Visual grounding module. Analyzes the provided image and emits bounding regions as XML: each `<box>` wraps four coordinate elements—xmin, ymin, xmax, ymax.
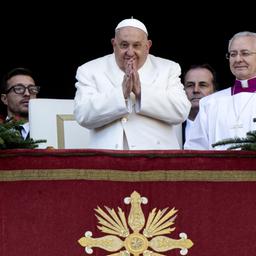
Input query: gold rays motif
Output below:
<box><xmin>78</xmin><ymin>191</ymin><xmax>193</xmax><ymax>255</ymax></box>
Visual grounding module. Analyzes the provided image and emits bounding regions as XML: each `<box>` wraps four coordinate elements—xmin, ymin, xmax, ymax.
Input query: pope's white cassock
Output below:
<box><xmin>74</xmin><ymin>54</ymin><xmax>191</xmax><ymax>150</ymax></box>
<box><xmin>184</xmin><ymin>80</ymin><xmax>256</xmax><ymax>150</ymax></box>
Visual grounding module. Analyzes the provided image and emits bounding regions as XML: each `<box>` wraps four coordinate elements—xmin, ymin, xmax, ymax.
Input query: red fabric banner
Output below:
<box><xmin>1</xmin><ymin>149</ymin><xmax>256</xmax><ymax>256</ymax></box>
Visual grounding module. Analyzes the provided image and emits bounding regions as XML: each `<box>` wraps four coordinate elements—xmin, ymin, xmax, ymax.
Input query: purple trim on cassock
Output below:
<box><xmin>232</xmin><ymin>77</ymin><xmax>256</xmax><ymax>95</ymax></box>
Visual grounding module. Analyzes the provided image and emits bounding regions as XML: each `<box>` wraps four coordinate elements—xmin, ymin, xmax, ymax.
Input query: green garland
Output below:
<box><xmin>0</xmin><ymin>119</ymin><xmax>46</xmax><ymax>149</ymax></box>
<box><xmin>212</xmin><ymin>130</ymin><xmax>256</xmax><ymax>150</ymax></box>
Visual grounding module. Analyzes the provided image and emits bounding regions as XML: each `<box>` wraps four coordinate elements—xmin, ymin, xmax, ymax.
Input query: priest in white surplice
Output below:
<box><xmin>184</xmin><ymin>31</ymin><xmax>256</xmax><ymax>150</ymax></box>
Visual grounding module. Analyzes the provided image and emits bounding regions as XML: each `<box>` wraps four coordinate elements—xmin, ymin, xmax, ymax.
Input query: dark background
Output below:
<box><xmin>0</xmin><ymin>4</ymin><xmax>255</xmax><ymax>102</ymax></box>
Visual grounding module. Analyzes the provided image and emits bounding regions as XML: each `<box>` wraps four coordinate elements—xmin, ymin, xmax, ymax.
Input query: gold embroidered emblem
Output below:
<box><xmin>78</xmin><ymin>191</ymin><xmax>193</xmax><ymax>255</ymax></box>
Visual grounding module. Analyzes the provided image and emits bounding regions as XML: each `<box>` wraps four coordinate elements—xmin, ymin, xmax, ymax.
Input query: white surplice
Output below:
<box><xmin>184</xmin><ymin>88</ymin><xmax>256</xmax><ymax>150</ymax></box>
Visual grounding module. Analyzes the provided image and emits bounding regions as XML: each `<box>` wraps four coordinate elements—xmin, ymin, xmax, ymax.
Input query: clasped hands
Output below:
<box><xmin>122</xmin><ymin>58</ymin><xmax>141</xmax><ymax>100</ymax></box>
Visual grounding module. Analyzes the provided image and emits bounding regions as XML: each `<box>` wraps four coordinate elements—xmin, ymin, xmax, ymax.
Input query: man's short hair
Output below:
<box><xmin>1</xmin><ymin>67</ymin><xmax>35</xmax><ymax>93</ymax></box>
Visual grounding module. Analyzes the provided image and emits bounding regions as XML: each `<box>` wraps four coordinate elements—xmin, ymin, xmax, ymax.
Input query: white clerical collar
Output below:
<box><xmin>240</xmin><ymin>80</ymin><xmax>249</xmax><ymax>88</ymax></box>
<box><xmin>237</xmin><ymin>76</ymin><xmax>256</xmax><ymax>88</ymax></box>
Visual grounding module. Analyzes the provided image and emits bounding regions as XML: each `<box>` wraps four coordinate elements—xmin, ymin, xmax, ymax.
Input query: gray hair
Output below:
<box><xmin>228</xmin><ymin>31</ymin><xmax>256</xmax><ymax>51</ymax></box>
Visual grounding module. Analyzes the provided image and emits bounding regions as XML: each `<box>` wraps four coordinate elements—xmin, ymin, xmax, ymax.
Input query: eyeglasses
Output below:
<box><xmin>5</xmin><ymin>84</ymin><xmax>40</xmax><ymax>95</ymax></box>
<box><xmin>226</xmin><ymin>50</ymin><xmax>256</xmax><ymax>59</ymax></box>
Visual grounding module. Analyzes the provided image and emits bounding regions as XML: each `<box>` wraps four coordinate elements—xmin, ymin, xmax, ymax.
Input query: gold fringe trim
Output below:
<box><xmin>1</xmin><ymin>169</ymin><xmax>256</xmax><ymax>182</ymax></box>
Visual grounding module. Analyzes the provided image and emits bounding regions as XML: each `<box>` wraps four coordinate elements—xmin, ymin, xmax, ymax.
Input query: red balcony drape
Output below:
<box><xmin>1</xmin><ymin>149</ymin><xmax>256</xmax><ymax>256</ymax></box>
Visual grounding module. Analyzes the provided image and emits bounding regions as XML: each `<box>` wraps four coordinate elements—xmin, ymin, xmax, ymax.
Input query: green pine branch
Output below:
<box><xmin>212</xmin><ymin>130</ymin><xmax>256</xmax><ymax>150</ymax></box>
<box><xmin>0</xmin><ymin>119</ymin><xmax>46</xmax><ymax>149</ymax></box>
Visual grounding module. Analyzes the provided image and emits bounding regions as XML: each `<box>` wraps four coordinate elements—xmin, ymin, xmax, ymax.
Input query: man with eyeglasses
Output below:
<box><xmin>0</xmin><ymin>67</ymin><xmax>40</xmax><ymax>140</ymax></box>
<box><xmin>184</xmin><ymin>31</ymin><xmax>256</xmax><ymax>150</ymax></box>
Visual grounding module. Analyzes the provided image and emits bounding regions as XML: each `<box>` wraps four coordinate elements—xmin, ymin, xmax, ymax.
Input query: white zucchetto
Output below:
<box><xmin>115</xmin><ymin>18</ymin><xmax>148</xmax><ymax>35</ymax></box>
